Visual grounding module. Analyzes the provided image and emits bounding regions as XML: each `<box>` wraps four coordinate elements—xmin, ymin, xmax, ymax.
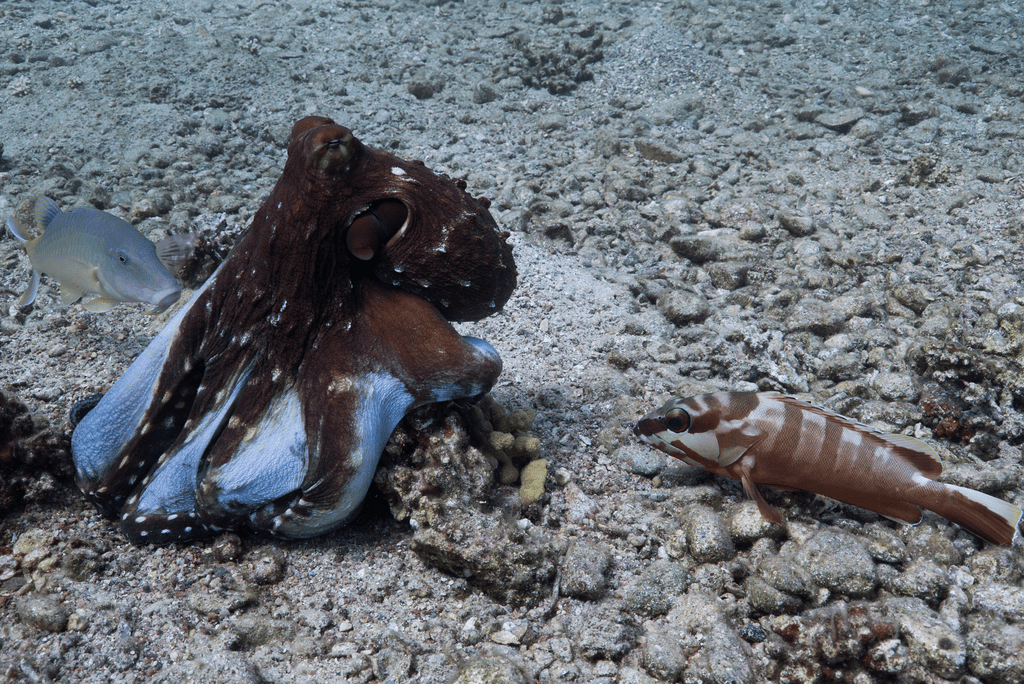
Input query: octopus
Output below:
<box><xmin>71</xmin><ymin>116</ymin><xmax>517</xmax><ymax>544</ymax></box>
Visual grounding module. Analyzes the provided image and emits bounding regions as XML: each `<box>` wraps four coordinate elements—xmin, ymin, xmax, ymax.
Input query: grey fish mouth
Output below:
<box><xmin>150</xmin><ymin>287</ymin><xmax>182</xmax><ymax>312</ymax></box>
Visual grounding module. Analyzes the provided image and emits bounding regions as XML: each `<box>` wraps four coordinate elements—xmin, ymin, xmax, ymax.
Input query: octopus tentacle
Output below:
<box><xmin>71</xmin><ymin>269</ymin><xmax>221</xmax><ymax>513</ymax></box>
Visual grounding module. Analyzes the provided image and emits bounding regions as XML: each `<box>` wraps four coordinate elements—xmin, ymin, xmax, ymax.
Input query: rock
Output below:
<box><xmin>784</xmin><ymin>298</ymin><xmax>848</xmax><ymax>337</ymax></box>
<box><xmin>683</xmin><ymin>505</ymin><xmax>735</xmax><ymax>563</ymax></box>
<box><xmin>537</xmin><ymin>113</ymin><xmax>567</xmax><ymax>132</ymax></box>
<box><xmin>451</xmin><ymin>655</ymin><xmax>529</xmax><ymax>684</ymax></box>
<box><xmin>16</xmin><ymin>593</ymin><xmax>69</xmax><ymax>632</ymax></box>
<box><xmin>617</xmin><ymin>443</ymin><xmax>666</xmax><ymax>477</ymax></box>
<box><xmin>658</xmin><ymin>290</ymin><xmax>711</xmax><ymax>325</ymax></box>
<box><xmin>730</xmin><ymin>501</ymin><xmax>785</xmax><ymax>544</ymax></box>
<box><xmin>890</xmin><ymin>282</ymin><xmax>932</xmax><ymax>314</ymax></box>
<box><xmin>871</xmin><ymin>371</ymin><xmax>919</xmax><ymax>402</ymax></box>
<box><xmin>247</xmin><ymin>547</ymin><xmax>286</xmax><ymax>584</ymax></box>
<box><xmin>966</xmin><ymin>615</ymin><xmax>1024</xmax><ymax>684</ymax></box>
<box><xmin>747</xmin><ymin>575</ymin><xmax>802</xmax><ymax>614</ymax></box>
<box><xmin>623</xmin><ymin>560</ymin><xmax>690</xmax><ymax>617</ymax></box>
<box><xmin>779</xmin><ymin>211</ymin><xmax>815</xmax><ymax>237</ymax></box>
<box><xmin>230</xmin><ymin>614</ymin><xmax>296</xmax><ymax>648</ymax></box>
<box><xmin>863</xmin><ymin>525</ymin><xmax>907</xmax><ymax>564</ymax></box>
<box><xmin>561</xmin><ymin>540</ymin><xmax>612</xmax><ymax>600</ymax></box>
<box><xmin>563</xmin><ymin>601</ymin><xmax>641</xmax><ymax>660</ymax></box>
<box><xmin>757</xmin><ymin>554</ymin><xmax>814</xmax><ymax>601</ymax></box>
<box><xmin>471</xmin><ymin>80</ymin><xmax>500</xmax><ymax>105</ymax></box>
<box><xmin>883</xmin><ymin>559</ymin><xmax>947</xmax><ymax>605</ymax></box>
<box><xmin>669</xmin><ymin>235</ymin><xmax>723</xmax><ymax>263</ymax></box>
<box><xmin>797</xmin><ymin>529</ymin><xmax>877</xmax><ymax>597</ymax></box>
<box><xmin>899</xmin><ymin>101</ymin><xmax>939</xmax><ymax>125</ymax></box>
<box><xmin>815</xmin><ymin>107</ymin><xmax>867</xmax><ymax>132</ymax></box>
<box><xmin>818</xmin><ymin>351</ymin><xmax>861</xmax><ymax>381</ymax></box>
<box><xmin>640</xmin><ymin>627</ymin><xmax>688</xmax><ymax>681</ymax></box>
<box><xmin>655</xmin><ymin>593</ymin><xmax>756</xmax><ymax>683</ymax></box>
<box><xmin>635</xmin><ymin>139</ymin><xmax>684</xmax><ymax>164</ymax></box>
<box><xmin>885</xmin><ymin>597</ymin><xmax>965</xmax><ymax>678</ymax></box>
<box><xmin>707</xmin><ymin>262</ymin><xmax>749</xmax><ymax>290</ymax></box>
<box><xmin>968</xmin><ymin>583</ymin><xmax>1024</xmax><ymax>623</ymax></box>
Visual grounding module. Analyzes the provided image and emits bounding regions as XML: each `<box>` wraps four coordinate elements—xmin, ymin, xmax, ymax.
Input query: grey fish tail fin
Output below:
<box><xmin>6</xmin><ymin>216</ymin><xmax>29</xmax><ymax>243</ymax></box>
<box><xmin>934</xmin><ymin>483</ymin><xmax>1023</xmax><ymax>545</ymax></box>
<box><xmin>17</xmin><ymin>271</ymin><xmax>40</xmax><ymax>307</ymax></box>
<box><xmin>33</xmin><ymin>197</ymin><xmax>62</xmax><ymax>231</ymax></box>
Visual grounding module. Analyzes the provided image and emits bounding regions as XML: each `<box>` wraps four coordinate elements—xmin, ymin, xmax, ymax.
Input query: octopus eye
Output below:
<box><xmin>317</xmin><ymin>131</ymin><xmax>356</xmax><ymax>175</ymax></box>
<box><xmin>663</xmin><ymin>409</ymin><xmax>690</xmax><ymax>433</ymax></box>
<box><xmin>346</xmin><ymin>200</ymin><xmax>409</xmax><ymax>261</ymax></box>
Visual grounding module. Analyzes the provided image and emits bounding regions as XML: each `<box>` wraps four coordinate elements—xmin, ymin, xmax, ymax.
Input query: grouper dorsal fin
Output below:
<box><xmin>33</xmin><ymin>197</ymin><xmax>62</xmax><ymax>232</ymax></box>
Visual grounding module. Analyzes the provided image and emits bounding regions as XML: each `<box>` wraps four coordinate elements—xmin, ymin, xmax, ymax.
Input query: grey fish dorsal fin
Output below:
<box><xmin>33</xmin><ymin>197</ymin><xmax>62</xmax><ymax>231</ymax></box>
<box><xmin>155</xmin><ymin>233</ymin><xmax>197</xmax><ymax>274</ymax></box>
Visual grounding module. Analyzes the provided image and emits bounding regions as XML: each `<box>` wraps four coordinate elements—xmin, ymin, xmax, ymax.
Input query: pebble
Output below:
<box><xmin>669</xmin><ymin>235</ymin><xmax>723</xmax><ymax>263</ymax></box>
<box><xmin>623</xmin><ymin>560</ymin><xmax>690</xmax><ymax>617</ymax></box>
<box><xmin>635</xmin><ymin>139</ymin><xmax>684</xmax><ymax>164</ymax></box>
<box><xmin>617</xmin><ymin>443</ymin><xmax>665</xmax><ymax>477</ymax></box>
<box><xmin>871</xmin><ymin>371</ymin><xmax>919</xmax><ymax>402</ymax></box>
<box><xmin>729</xmin><ymin>500</ymin><xmax>785</xmax><ymax>543</ymax></box>
<box><xmin>885</xmin><ymin>597</ymin><xmax>966</xmax><ymax>678</ymax></box>
<box><xmin>966</xmin><ymin>618</ymin><xmax>1024</xmax><ymax>684</ymax></box>
<box><xmin>778</xmin><ymin>210</ymin><xmax>815</xmax><ymax>237</ymax></box>
<box><xmin>16</xmin><ymin>593</ymin><xmax>69</xmax><ymax>632</ymax></box>
<box><xmin>707</xmin><ymin>261</ymin><xmax>749</xmax><ymax>290</ymax></box>
<box><xmin>563</xmin><ymin>602</ymin><xmax>641</xmax><ymax>660</ymax></box>
<box><xmin>797</xmin><ymin>529</ymin><xmax>877</xmax><ymax>597</ymax></box>
<box><xmin>683</xmin><ymin>505</ymin><xmax>734</xmax><ymax>563</ymax></box>
<box><xmin>863</xmin><ymin>525</ymin><xmax>907</xmax><ymax>564</ymax></box>
<box><xmin>883</xmin><ymin>559</ymin><xmax>948</xmax><ymax>605</ymax></box>
<box><xmin>247</xmin><ymin>548</ymin><xmax>287</xmax><ymax>584</ymax></box>
<box><xmin>451</xmin><ymin>655</ymin><xmax>529</xmax><ymax>684</ymax></box>
<box><xmin>657</xmin><ymin>290</ymin><xmax>711</xmax><ymax>325</ymax></box>
<box><xmin>784</xmin><ymin>298</ymin><xmax>848</xmax><ymax>337</ymax></box>
<box><xmin>560</xmin><ymin>540</ymin><xmax>612</xmax><ymax>599</ymax></box>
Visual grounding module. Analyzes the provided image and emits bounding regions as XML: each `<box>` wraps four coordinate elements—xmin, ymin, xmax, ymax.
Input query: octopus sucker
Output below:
<box><xmin>71</xmin><ymin>116</ymin><xmax>515</xmax><ymax>544</ymax></box>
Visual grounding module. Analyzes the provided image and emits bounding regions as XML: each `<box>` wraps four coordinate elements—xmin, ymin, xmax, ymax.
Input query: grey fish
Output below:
<box><xmin>5</xmin><ymin>197</ymin><xmax>192</xmax><ymax>314</ymax></box>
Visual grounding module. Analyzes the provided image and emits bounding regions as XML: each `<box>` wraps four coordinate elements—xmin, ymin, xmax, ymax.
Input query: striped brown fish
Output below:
<box><xmin>633</xmin><ymin>391</ymin><xmax>1022</xmax><ymax>545</ymax></box>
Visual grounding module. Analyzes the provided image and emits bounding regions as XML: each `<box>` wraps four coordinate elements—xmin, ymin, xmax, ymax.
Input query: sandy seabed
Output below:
<box><xmin>2</xmin><ymin>0</ymin><xmax>1024</xmax><ymax>682</ymax></box>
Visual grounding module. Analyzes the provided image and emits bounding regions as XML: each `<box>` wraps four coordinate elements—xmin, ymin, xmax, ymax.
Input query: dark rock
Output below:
<box><xmin>16</xmin><ymin>593</ymin><xmax>69</xmax><ymax>632</ymax></box>
<box><xmin>561</xmin><ymin>541</ymin><xmax>612</xmax><ymax>600</ymax></box>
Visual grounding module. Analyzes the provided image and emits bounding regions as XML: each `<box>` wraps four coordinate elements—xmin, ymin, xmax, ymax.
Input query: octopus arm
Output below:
<box><xmin>244</xmin><ymin>283</ymin><xmax>503</xmax><ymax>539</ymax></box>
<box><xmin>118</xmin><ymin>358</ymin><xmax>256</xmax><ymax>543</ymax></box>
<box><xmin>71</xmin><ymin>271</ymin><xmax>219</xmax><ymax>502</ymax></box>
<box><xmin>246</xmin><ymin>371</ymin><xmax>415</xmax><ymax>538</ymax></box>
